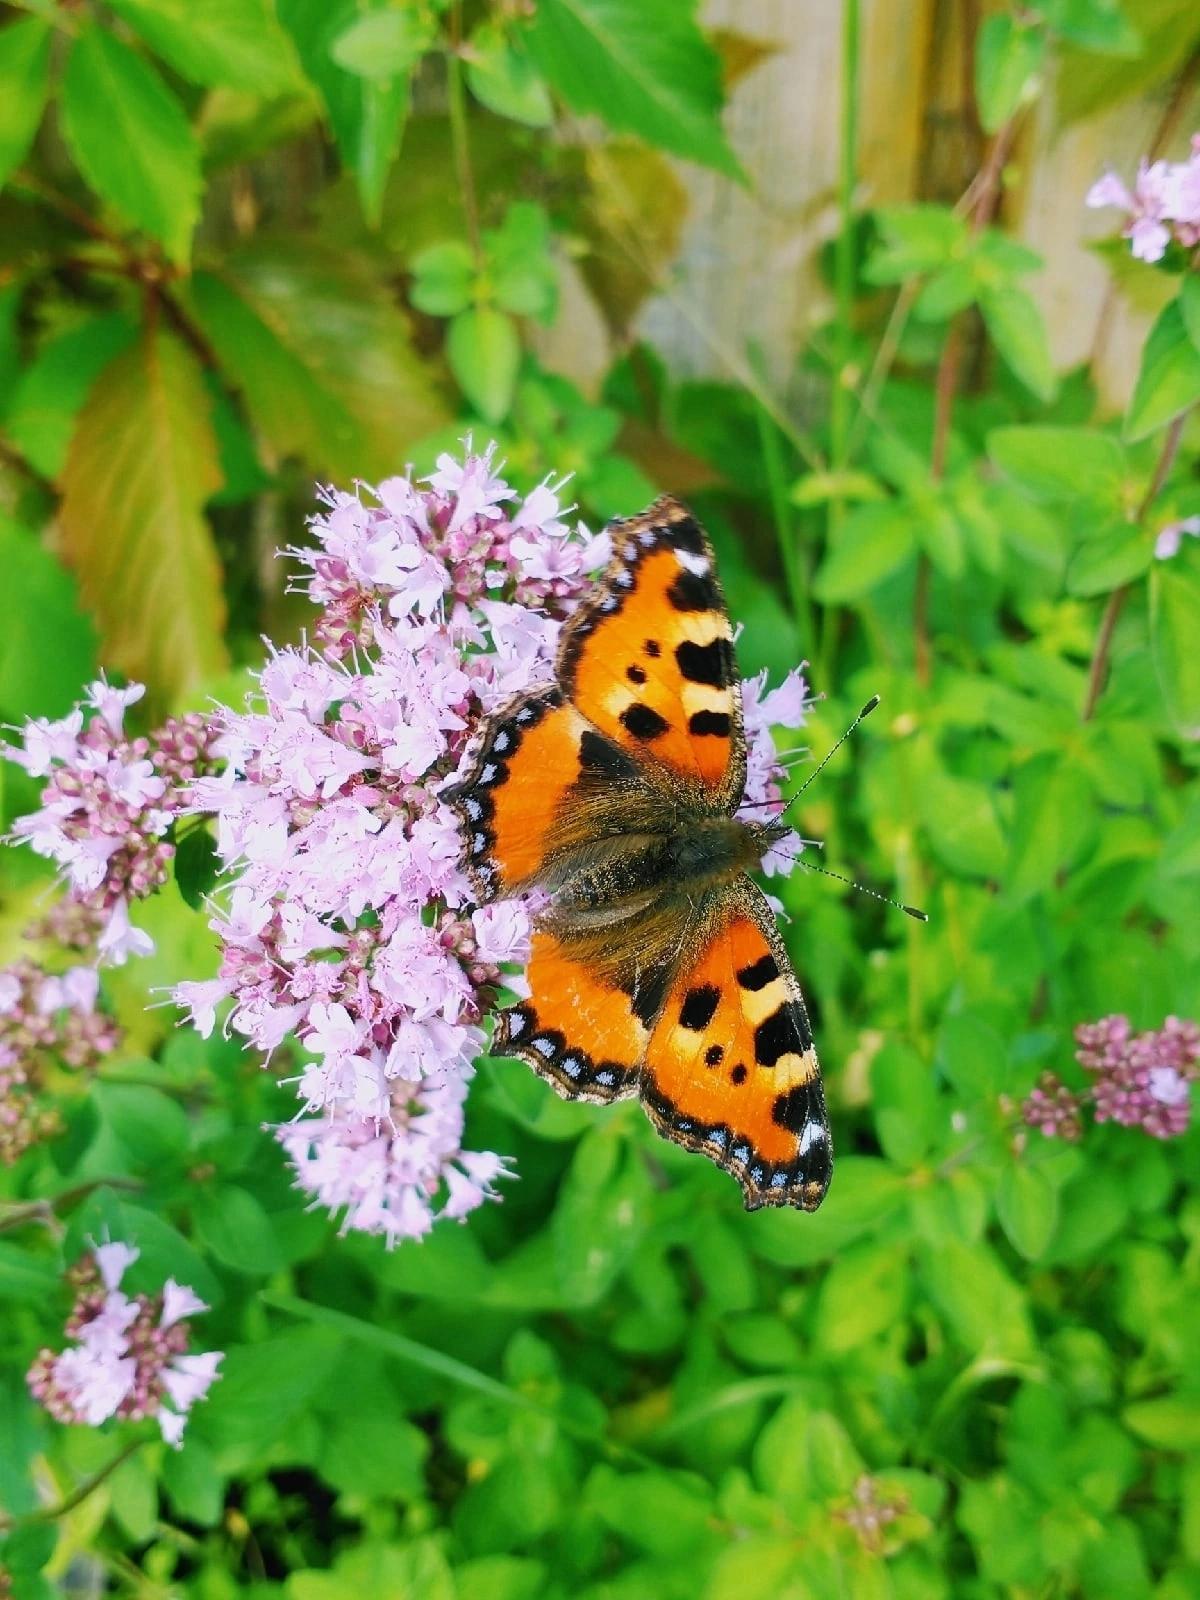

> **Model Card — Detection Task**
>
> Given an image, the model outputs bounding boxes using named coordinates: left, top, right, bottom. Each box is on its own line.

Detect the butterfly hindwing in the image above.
left=494, top=928, right=646, bottom=1103
left=638, top=879, right=831, bottom=1211
left=557, top=497, right=745, bottom=808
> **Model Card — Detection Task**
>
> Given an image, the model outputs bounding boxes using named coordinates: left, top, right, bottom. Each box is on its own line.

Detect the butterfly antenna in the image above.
left=786, top=851, right=928, bottom=922
left=791, top=694, right=880, bottom=801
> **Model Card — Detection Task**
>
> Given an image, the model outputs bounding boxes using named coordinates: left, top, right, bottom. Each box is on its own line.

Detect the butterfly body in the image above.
left=446, top=497, right=832, bottom=1211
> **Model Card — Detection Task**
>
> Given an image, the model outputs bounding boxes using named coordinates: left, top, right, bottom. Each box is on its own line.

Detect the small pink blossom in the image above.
left=1087, top=136, right=1200, bottom=261
left=1155, top=515, right=1200, bottom=560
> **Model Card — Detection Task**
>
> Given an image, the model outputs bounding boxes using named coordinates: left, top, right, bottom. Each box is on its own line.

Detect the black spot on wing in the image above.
left=628, top=960, right=673, bottom=1031
left=730, top=1063, right=748, bottom=1085
left=754, top=1001, right=811, bottom=1066
left=621, top=703, right=670, bottom=741
left=688, top=710, right=731, bottom=738
left=626, top=664, right=647, bottom=685
left=667, top=516, right=706, bottom=556
left=667, top=570, right=719, bottom=612
left=675, top=638, right=732, bottom=688
left=737, top=954, right=778, bottom=992
left=704, top=1044, right=724, bottom=1066
left=644, top=639, right=661, bottom=658
left=578, top=729, right=640, bottom=781
left=679, top=984, right=720, bottom=1031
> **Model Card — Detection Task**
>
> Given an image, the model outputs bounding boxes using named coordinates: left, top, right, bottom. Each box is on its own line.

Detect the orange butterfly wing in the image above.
left=640, top=881, right=831, bottom=1211
left=444, top=687, right=638, bottom=901
left=493, top=929, right=646, bottom=1102
left=558, top=496, right=745, bottom=808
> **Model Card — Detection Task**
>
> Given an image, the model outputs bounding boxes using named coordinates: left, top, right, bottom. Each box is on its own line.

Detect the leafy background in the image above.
left=2, top=1, right=1200, bottom=1596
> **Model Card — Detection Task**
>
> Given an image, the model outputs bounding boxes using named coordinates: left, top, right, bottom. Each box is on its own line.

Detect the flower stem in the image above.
left=1082, top=409, right=1190, bottom=721
left=446, top=3, right=483, bottom=267
left=0, top=1438, right=145, bottom=1532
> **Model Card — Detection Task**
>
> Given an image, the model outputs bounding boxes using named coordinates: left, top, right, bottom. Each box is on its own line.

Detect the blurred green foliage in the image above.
left=2, top=1, right=1200, bottom=1597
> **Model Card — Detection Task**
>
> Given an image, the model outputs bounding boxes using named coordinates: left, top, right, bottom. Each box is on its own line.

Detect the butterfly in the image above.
left=444, top=496, right=831, bottom=1211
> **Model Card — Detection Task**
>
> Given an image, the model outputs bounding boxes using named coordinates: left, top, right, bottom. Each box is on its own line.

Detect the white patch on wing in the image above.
left=675, top=548, right=711, bottom=576
left=798, top=1119, right=826, bottom=1155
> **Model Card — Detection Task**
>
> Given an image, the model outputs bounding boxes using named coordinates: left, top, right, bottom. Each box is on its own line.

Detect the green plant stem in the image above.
left=828, top=0, right=860, bottom=534
left=1082, top=408, right=1190, bottom=721
left=263, top=1291, right=658, bottom=1468
left=0, top=1439, right=145, bottom=1533
left=750, top=344, right=815, bottom=648
left=446, top=4, right=483, bottom=267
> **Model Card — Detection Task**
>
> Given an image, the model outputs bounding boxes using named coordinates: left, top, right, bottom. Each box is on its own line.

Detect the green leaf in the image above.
left=0, top=1242, right=60, bottom=1303
left=322, top=1411, right=429, bottom=1499
left=103, top=0, right=303, bottom=94
left=58, top=328, right=228, bottom=700
left=174, top=825, right=221, bottom=910
left=199, top=1329, right=343, bottom=1450
left=194, top=1184, right=282, bottom=1276
left=1150, top=559, right=1200, bottom=737
left=94, top=1083, right=191, bottom=1167
left=448, top=306, right=521, bottom=423
left=162, top=1437, right=224, bottom=1527
left=918, top=770, right=1007, bottom=877
left=980, top=285, right=1057, bottom=402
left=813, top=1242, right=908, bottom=1354
left=61, top=26, right=201, bottom=262
left=466, top=22, right=553, bottom=127
left=1045, top=0, right=1141, bottom=55
left=996, top=1163, right=1059, bottom=1260
left=551, top=1130, right=648, bottom=1305
left=1123, top=1396, right=1200, bottom=1451
left=1006, top=753, right=1096, bottom=901
left=865, top=204, right=968, bottom=283
left=871, top=1042, right=940, bottom=1168
left=812, top=502, right=918, bottom=600
left=188, top=239, right=446, bottom=481
left=1065, top=520, right=1151, bottom=597
left=278, top=0, right=411, bottom=227
left=0, top=18, right=51, bottom=190
left=920, top=1238, right=1035, bottom=1357
left=0, top=517, right=97, bottom=720
left=1181, top=273, right=1200, bottom=353
left=3, top=311, right=138, bottom=480
left=975, top=14, right=1045, bottom=132
left=486, top=203, right=557, bottom=321
left=586, top=1465, right=714, bottom=1558
left=330, top=7, right=436, bottom=79
left=1125, top=299, right=1200, bottom=442
left=410, top=239, right=477, bottom=317
left=989, top=425, right=1127, bottom=505
left=528, top=0, right=741, bottom=179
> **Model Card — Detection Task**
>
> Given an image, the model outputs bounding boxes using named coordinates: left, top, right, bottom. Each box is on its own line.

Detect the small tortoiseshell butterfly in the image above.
left=445, top=497, right=831, bottom=1211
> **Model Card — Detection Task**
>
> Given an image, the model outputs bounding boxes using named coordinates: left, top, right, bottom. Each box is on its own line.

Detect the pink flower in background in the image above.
left=1087, top=134, right=1200, bottom=261
left=1023, top=1014, right=1199, bottom=1143
left=1155, top=515, right=1200, bottom=560
left=27, top=1244, right=222, bottom=1446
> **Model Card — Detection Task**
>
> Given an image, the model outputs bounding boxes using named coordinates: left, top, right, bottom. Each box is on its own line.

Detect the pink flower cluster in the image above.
left=3, top=682, right=218, bottom=967
left=0, top=961, right=116, bottom=1163
left=27, top=1242, right=222, bottom=1447
left=177, top=446, right=811, bottom=1244
left=1086, top=134, right=1200, bottom=262
left=1023, top=1014, right=1199, bottom=1142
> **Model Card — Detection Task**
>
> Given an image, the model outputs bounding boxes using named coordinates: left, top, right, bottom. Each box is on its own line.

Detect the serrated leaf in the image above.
left=980, top=285, right=1057, bottom=402
left=59, top=328, right=228, bottom=700
left=0, top=517, right=97, bottom=720
left=529, top=0, right=741, bottom=179
left=278, top=0, right=411, bottom=227
left=4, top=311, right=137, bottom=480
left=61, top=27, right=201, bottom=262
left=1150, top=559, right=1200, bottom=737
left=1125, top=298, right=1200, bottom=442
left=0, top=18, right=51, bottom=190
left=448, top=306, right=520, bottom=423
left=103, top=0, right=303, bottom=94
left=188, top=239, right=447, bottom=480
left=466, top=21, right=553, bottom=127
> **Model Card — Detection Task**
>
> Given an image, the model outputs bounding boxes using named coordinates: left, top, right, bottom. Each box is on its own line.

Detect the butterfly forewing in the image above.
left=557, top=496, right=746, bottom=809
